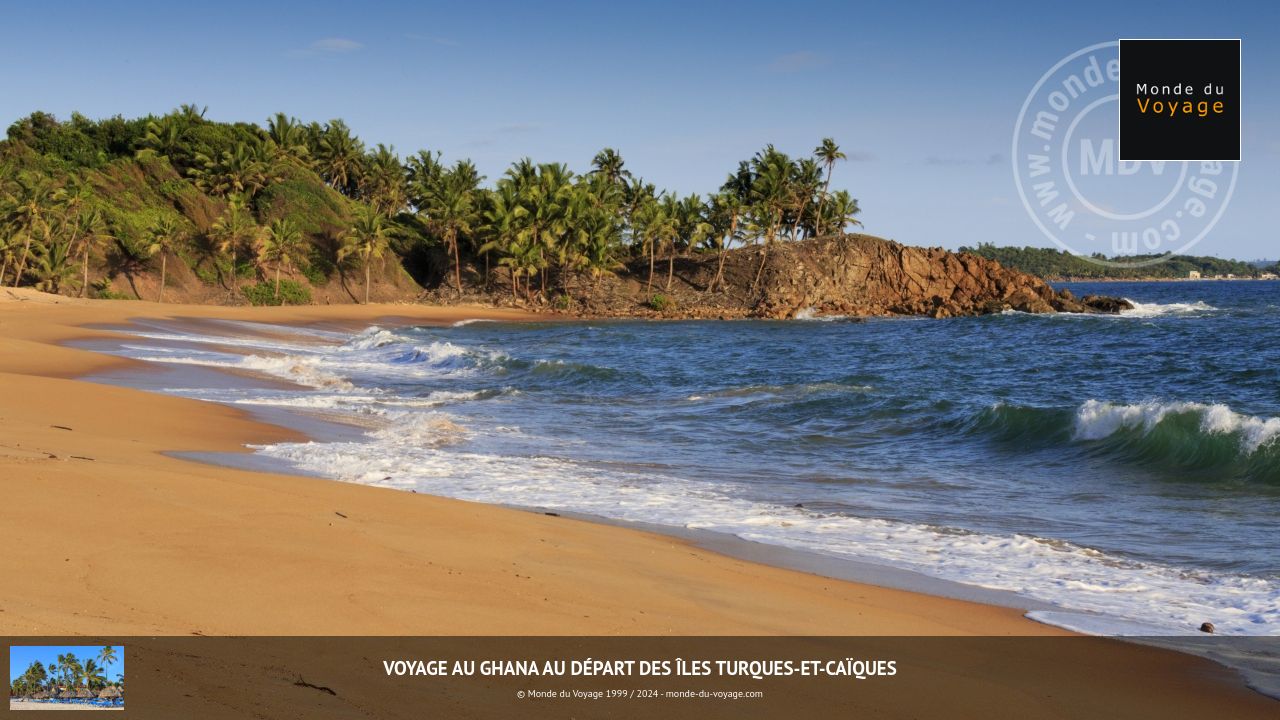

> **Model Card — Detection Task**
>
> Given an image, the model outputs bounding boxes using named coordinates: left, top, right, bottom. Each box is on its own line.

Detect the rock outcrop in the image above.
left=710, top=235, right=1129, bottom=319
left=427, top=233, right=1133, bottom=320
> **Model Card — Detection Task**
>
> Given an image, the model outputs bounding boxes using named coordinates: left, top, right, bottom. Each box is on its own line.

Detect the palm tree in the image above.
left=787, top=157, right=823, bottom=241
left=189, top=142, right=276, bottom=200
left=7, top=172, right=58, bottom=287
left=317, top=120, right=365, bottom=195
left=631, top=194, right=666, bottom=292
left=590, top=148, right=630, bottom=186
left=97, top=647, right=117, bottom=690
left=339, top=207, right=392, bottom=304
left=265, top=112, right=310, bottom=165
left=22, top=661, right=47, bottom=694
left=210, top=198, right=258, bottom=293
left=56, top=653, right=81, bottom=690
left=496, top=234, right=540, bottom=302
left=813, top=138, right=846, bottom=230
left=570, top=200, right=623, bottom=293
left=32, top=239, right=77, bottom=293
left=660, top=193, right=707, bottom=291
left=507, top=162, right=572, bottom=298
left=405, top=149, right=444, bottom=202
left=74, top=207, right=109, bottom=297
left=0, top=223, right=22, bottom=288
left=49, top=175, right=95, bottom=293
left=478, top=184, right=526, bottom=298
left=816, top=189, right=862, bottom=235
left=362, top=144, right=406, bottom=215
left=708, top=190, right=744, bottom=292
left=146, top=216, right=184, bottom=302
left=749, top=146, right=794, bottom=287
left=425, top=161, right=482, bottom=291
left=136, top=116, right=185, bottom=160
left=78, top=659, right=105, bottom=691
left=750, top=146, right=791, bottom=243
left=258, top=217, right=305, bottom=300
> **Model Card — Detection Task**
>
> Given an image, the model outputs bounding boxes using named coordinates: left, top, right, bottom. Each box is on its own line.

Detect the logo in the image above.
left=1012, top=42, right=1238, bottom=267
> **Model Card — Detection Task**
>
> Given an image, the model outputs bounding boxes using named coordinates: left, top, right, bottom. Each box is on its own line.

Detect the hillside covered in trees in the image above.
left=0, top=107, right=864, bottom=309
left=959, top=243, right=1268, bottom=280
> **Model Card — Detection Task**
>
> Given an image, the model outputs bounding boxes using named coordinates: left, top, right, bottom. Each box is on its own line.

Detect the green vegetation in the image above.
left=647, top=293, right=676, bottom=312
left=1, top=108, right=862, bottom=304
left=9, top=648, right=123, bottom=698
left=242, top=278, right=311, bottom=306
left=960, top=243, right=1263, bottom=280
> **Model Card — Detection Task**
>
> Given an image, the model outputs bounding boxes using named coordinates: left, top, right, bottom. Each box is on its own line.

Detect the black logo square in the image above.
left=1119, top=39, right=1240, bottom=161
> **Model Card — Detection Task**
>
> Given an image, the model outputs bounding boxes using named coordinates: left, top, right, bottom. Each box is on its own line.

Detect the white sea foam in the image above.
left=794, top=307, right=850, bottom=321
left=251, top=420, right=1280, bottom=636
left=1119, top=299, right=1218, bottom=317
left=1074, top=400, right=1280, bottom=453
left=1001, top=299, right=1217, bottom=319
left=230, top=390, right=484, bottom=411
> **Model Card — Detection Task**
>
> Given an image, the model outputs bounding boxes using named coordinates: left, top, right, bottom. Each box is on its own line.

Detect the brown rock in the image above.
left=1081, top=295, right=1134, bottom=314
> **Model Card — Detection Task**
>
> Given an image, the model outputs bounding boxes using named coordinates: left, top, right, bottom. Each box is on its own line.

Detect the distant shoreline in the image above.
left=1052, top=276, right=1279, bottom=283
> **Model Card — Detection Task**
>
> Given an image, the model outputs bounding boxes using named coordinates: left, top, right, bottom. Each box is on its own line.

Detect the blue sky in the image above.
left=1, top=0, right=1276, bottom=259
left=9, top=645, right=124, bottom=683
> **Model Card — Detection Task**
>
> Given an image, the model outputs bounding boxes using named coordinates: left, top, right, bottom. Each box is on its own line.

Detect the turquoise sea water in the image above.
left=105, top=280, right=1280, bottom=636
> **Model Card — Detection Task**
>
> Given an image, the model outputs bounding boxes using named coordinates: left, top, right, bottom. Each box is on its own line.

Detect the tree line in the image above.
left=959, top=243, right=1266, bottom=280
left=0, top=108, right=862, bottom=304
left=9, top=647, right=120, bottom=696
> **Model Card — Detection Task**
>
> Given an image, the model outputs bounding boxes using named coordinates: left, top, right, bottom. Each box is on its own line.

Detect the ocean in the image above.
left=97, top=280, right=1280, bottom=637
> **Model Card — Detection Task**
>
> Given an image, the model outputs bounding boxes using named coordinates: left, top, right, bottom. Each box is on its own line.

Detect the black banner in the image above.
left=5, top=636, right=1279, bottom=719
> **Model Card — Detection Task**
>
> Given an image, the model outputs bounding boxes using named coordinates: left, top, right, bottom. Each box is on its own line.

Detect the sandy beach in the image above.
left=1, top=288, right=1275, bottom=718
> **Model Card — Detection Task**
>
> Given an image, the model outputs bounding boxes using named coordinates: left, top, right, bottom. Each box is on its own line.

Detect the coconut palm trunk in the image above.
left=647, top=239, right=655, bottom=292
left=80, top=249, right=90, bottom=298
left=712, top=212, right=736, bottom=293
left=753, top=243, right=769, bottom=289
left=790, top=200, right=806, bottom=241
left=452, top=234, right=463, bottom=291
left=274, top=263, right=282, bottom=300
left=815, top=163, right=835, bottom=232
left=666, top=249, right=674, bottom=291
left=753, top=214, right=781, bottom=289
left=13, top=234, right=33, bottom=287
left=364, top=261, right=371, bottom=304
left=159, top=254, right=168, bottom=303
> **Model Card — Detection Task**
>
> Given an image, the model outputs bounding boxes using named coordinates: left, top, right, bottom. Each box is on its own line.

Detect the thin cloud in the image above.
left=847, top=151, right=875, bottom=162
left=769, top=51, right=829, bottom=74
